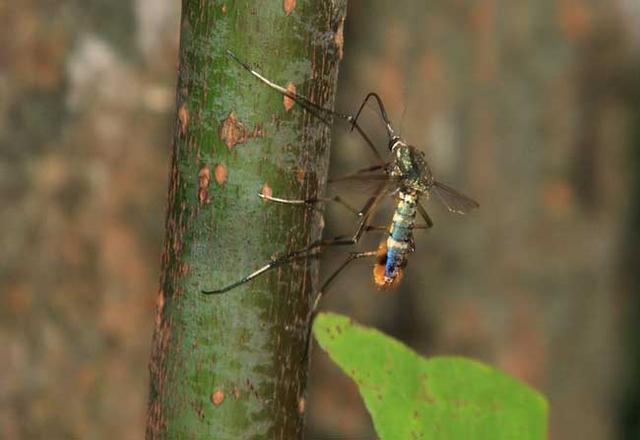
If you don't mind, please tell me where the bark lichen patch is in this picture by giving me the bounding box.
[284,83,296,112]
[198,165,211,205]
[211,389,225,406]
[178,103,189,136]
[214,163,228,185]
[283,0,296,16]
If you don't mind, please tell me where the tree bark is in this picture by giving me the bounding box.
[146,1,347,438]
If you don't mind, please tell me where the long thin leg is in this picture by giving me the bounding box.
[202,182,387,294]
[259,163,389,214]
[257,193,354,209]
[355,181,387,218]
[351,92,396,140]
[303,250,378,362]
[417,202,434,229]
[259,193,359,215]
[226,50,385,164]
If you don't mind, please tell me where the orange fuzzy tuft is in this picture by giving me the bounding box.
[372,241,404,290]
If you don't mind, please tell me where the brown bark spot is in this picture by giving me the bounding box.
[261,183,273,200]
[178,103,189,136]
[219,111,263,149]
[335,16,345,60]
[214,163,228,185]
[283,0,296,15]
[220,111,247,149]
[284,83,296,112]
[198,165,211,205]
[211,389,225,406]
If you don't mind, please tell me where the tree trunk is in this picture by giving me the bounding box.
[146,1,347,438]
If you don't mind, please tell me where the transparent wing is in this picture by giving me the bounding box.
[432,181,479,214]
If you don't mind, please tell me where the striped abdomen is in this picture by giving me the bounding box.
[373,191,417,289]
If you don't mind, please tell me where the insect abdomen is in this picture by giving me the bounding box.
[374,192,417,289]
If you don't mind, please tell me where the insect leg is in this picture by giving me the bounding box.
[303,249,378,362]
[226,49,385,164]
[258,162,388,213]
[355,181,387,220]
[202,253,318,295]
[202,182,386,294]
[281,180,386,257]
[258,193,359,215]
[417,202,434,229]
[202,236,359,295]
[351,92,396,140]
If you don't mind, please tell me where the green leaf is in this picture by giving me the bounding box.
[313,312,548,440]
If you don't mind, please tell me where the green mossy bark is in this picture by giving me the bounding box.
[147,1,347,438]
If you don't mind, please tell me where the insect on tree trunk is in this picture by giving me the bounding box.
[146,1,347,438]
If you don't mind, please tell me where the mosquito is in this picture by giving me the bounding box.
[202,50,478,327]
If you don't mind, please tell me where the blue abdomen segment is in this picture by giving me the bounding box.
[385,248,404,278]
[384,192,417,280]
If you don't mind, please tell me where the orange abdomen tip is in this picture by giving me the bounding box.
[373,241,404,290]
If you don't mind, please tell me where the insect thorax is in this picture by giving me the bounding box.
[389,144,433,194]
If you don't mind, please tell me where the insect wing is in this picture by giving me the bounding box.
[432,181,479,214]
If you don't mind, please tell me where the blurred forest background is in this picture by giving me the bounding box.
[2,1,640,439]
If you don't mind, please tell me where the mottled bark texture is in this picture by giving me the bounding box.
[146,1,347,438]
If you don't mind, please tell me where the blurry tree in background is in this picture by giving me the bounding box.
[308,2,640,439]
[1,1,176,438]
[2,1,640,439]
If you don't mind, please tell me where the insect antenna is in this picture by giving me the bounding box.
[350,92,397,143]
